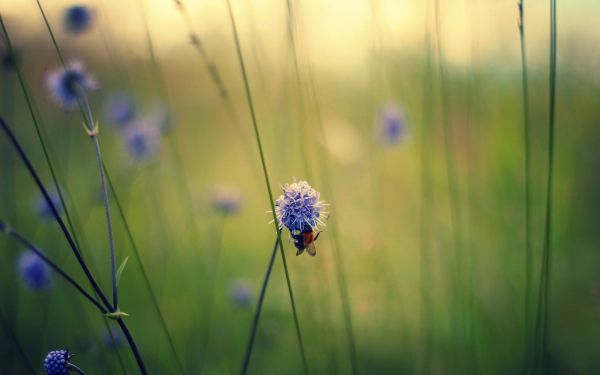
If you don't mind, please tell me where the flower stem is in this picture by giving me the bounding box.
[79,92,119,311]
[224,1,308,374]
[0,223,107,313]
[533,1,557,373]
[67,363,87,375]
[518,1,534,372]
[240,236,280,375]
[0,117,149,375]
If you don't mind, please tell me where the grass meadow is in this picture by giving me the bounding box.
[0,0,599,374]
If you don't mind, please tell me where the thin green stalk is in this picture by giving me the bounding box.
[104,168,187,375]
[419,2,435,372]
[434,0,465,367]
[79,91,118,311]
[533,1,557,373]
[240,236,281,375]
[518,1,534,372]
[198,215,226,374]
[224,1,308,374]
[0,13,80,258]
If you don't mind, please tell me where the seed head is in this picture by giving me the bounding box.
[275,180,327,233]
[45,61,97,108]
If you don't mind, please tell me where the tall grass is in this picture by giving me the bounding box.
[282,1,359,373]
[224,1,308,373]
[532,1,557,373]
[517,1,534,372]
[434,0,466,368]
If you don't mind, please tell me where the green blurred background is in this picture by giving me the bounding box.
[1,0,599,374]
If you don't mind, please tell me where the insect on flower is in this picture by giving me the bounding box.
[45,61,97,108]
[274,180,328,256]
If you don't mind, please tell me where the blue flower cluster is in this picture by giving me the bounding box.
[43,349,69,375]
[275,180,326,233]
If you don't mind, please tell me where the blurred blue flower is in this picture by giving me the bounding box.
[18,251,52,290]
[230,279,252,308]
[104,92,136,128]
[43,349,69,375]
[45,61,97,108]
[102,327,124,349]
[211,185,243,215]
[275,180,327,233]
[34,189,63,221]
[64,5,95,35]
[379,105,409,146]
[124,121,161,161]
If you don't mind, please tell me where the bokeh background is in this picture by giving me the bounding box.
[1,0,599,374]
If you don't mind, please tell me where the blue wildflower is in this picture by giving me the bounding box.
[211,185,243,215]
[45,61,97,108]
[379,105,409,146]
[43,349,84,375]
[34,189,63,221]
[104,92,136,128]
[102,327,124,349]
[18,251,52,290]
[64,5,95,35]
[124,121,161,161]
[230,279,252,308]
[275,180,327,233]
[44,350,69,375]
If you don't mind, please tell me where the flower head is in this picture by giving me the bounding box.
[45,61,97,108]
[123,120,161,161]
[104,92,136,128]
[64,5,95,35]
[275,180,327,233]
[211,185,243,215]
[230,279,252,308]
[379,104,409,146]
[43,350,70,375]
[34,189,63,221]
[18,251,52,290]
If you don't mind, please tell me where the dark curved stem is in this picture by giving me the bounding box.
[0,223,107,314]
[0,117,112,311]
[67,363,86,375]
[116,318,148,375]
[240,236,280,375]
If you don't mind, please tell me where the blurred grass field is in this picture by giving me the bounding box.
[1,0,600,374]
